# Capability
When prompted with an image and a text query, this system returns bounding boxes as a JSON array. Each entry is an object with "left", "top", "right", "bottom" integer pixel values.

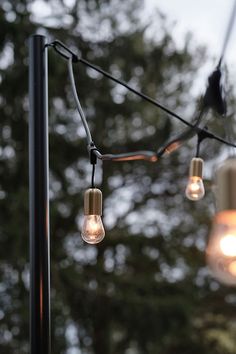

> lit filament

[
  {"left": 220, "top": 234, "right": 236, "bottom": 257},
  {"left": 185, "top": 176, "right": 205, "bottom": 201},
  {"left": 82, "top": 215, "right": 105, "bottom": 244}
]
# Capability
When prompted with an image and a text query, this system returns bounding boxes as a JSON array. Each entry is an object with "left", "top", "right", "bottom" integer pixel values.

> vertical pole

[{"left": 29, "top": 35, "right": 50, "bottom": 354}]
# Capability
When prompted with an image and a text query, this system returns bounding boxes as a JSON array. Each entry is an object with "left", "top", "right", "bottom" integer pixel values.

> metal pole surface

[{"left": 29, "top": 34, "right": 50, "bottom": 354}]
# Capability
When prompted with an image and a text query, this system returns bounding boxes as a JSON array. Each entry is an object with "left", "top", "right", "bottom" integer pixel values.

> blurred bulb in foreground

[
  {"left": 185, "top": 157, "right": 205, "bottom": 201},
  {"left": 81, "top": 188, "right": 105, "bottom": 244},
  {"left": 206, "top": 158, "right": 236, "bottom": 285},
  {"left": 207, "top": 211, "right": 236, "bottom": 285}
]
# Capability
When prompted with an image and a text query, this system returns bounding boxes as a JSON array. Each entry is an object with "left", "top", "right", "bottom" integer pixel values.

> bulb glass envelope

[
  {"left": 81, "top": 188, "right": 105, "bottom": 244},
  {"left": 185, "top": 157, "right": 205, "bottom": 201}
]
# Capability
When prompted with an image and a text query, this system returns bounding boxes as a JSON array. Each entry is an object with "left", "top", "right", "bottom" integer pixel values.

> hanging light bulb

[
  {"left": 81, "top": 188, "right": 105, "bottom": 244},
  {"left": 206, "top": 158, "right": 236, "bottom": 285},
  {"left": 185, "top": 157, "right": 205, "bottom": 201}
]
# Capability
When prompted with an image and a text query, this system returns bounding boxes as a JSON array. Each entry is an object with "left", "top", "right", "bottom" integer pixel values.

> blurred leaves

[{"left": 0, "top": 0, "right": 236, "bottom": 353}]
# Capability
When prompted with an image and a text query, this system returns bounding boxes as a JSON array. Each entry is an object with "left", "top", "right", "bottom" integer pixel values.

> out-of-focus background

[{"left": 1, "top": 1, "right": 236, "bottom": 353}]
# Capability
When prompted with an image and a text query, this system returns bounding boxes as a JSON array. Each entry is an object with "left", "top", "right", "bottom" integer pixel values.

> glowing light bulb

[
  {"left": 185, "top": 157, "right": 205, "bottom": 201},
  {"left": 206, "top": 210, "right": 236, "bottom": 285},
  {"left": 82, "top": 214, "right": 105, "bottom": 244},
  {"left": 185, "top": 176, "right": 205, "bottom": 201},
  {"left": 206, "top": 158, "right": 236, "bottom": 285},
  {"left": 81, "top": 188, "right": 105, "bottom": 244}
]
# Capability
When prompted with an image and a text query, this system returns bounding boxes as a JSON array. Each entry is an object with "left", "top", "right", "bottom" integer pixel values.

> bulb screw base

[
  {"left": 189, "top": 157, "right": 203, "bottom": 178},
  {"left": 84, "top": 188, "right": 102, "bottom": 215}
]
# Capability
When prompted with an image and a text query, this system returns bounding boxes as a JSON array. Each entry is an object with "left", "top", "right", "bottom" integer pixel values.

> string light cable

[
  {"left": 49, "top": 0, "right": 236, "bottom": 159},
  {"left": 53, "top": 0, "right": 236, "bottom": 160},
  {"left": 67, "top": 55, "right": 158, "bottom": 162},
  {"left": 49, "top": 40, "right": 236, "bottom": 165}
]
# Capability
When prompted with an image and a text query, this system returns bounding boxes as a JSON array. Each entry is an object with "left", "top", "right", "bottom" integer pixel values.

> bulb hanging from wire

[
  {"left": 81, "top": 188, "right": 105, "bottom": 244},
  {"left": 206, "top": 158, "right": 236, "bottom": 285},
  {"left": 185, "top": 157, "right": 205, "bottom": 201}
]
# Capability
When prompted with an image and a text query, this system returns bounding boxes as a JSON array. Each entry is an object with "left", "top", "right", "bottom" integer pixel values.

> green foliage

[{"left": 0, "top": 1, "right": 236, "bottom": 353}]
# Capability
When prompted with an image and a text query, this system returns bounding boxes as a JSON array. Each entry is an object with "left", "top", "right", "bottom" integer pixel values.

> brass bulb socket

[
  {"left": 84, "top": 188, "right": 102, "bottom": 215},
  {"left": 216, "top": 158, "right": 236, "bottom": 211},
  {"left": 189, "top": 157, "right": 203, "bottom": 178}
]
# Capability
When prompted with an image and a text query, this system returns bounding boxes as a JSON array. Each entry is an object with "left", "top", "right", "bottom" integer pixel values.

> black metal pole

[{"left": 29, "top": 35, "right": 50, "bottom": 354}]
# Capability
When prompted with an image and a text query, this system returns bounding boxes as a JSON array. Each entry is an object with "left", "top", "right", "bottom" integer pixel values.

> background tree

[{"left": 0, "top": 0, "right": 236, "bottom": 353}]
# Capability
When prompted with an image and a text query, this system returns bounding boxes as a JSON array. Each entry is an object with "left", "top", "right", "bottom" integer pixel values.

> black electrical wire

[
  {"left": 195, "top": 128, "right": 208, "bottom": 158},
  {"left": 91, "top": 163, "right": 95, "bottom": 188},
  {"left": 49, "top": 40, "right": 236, "bottom": 162},
  {"left": 78, "top": 57, "right": 193, "bottom": 128},
  {"left": 157, "top": 107, "right": 206, "bottom": 158},
  {"left": 67, "top": 53, "right": 159, "bottom": 162},
  {"left": 196, "top": 140, "right": 200, "bottom": 158},
  {"left": 50, "top": 40, "right": 193, "bottom": 128},
  {"left": 50, "top": 40, "right": 236, "bottom": 149}
]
